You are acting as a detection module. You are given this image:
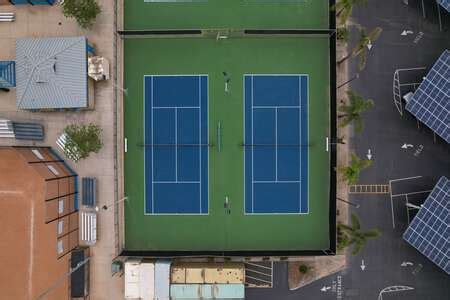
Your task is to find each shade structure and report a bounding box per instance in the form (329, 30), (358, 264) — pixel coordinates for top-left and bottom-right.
(403, 176), (449, 274)
(405, 50), (449, 143)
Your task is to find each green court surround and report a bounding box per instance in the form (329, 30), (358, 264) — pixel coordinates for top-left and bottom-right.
(124, 36), (331, 252)
(124, 0), (329, 31)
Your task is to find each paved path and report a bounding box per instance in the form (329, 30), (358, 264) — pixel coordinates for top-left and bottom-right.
(0, 2), (123, 299)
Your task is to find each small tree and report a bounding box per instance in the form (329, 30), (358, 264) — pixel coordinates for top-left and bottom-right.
(64, 123), (102, 160)
(339, 153), (372, 185)
(298, 264), (309, 274)
(338, 27), (382, 70)
(338, 213), (381, 255)
(338, 90), (374, 133)
(333, 0), (367, 25)
(61, 0), (101, 29)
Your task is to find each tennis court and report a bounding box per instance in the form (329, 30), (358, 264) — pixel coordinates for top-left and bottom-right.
(244, 75), (309, 214)
(122, 1), (335, 254)
(144, 75), (208, 214)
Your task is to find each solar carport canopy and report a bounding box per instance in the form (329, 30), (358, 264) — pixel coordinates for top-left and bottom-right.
(405, 50), (449, 143)
(403, 176), (449, 274)
(440, 0), (450, 12)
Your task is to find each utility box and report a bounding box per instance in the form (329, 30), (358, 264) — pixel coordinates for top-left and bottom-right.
(124, 259), (157, 300)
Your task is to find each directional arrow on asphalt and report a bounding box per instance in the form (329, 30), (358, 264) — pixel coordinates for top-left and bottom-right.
(401, 261), (414, 267)
(320, 286), (331, 292)
(367, 41), (373, 50)
(401, 143), (414, 149)
(401, 30), (414, 36)
(361, 260), (366, 271)
(366, 149), (373, 160)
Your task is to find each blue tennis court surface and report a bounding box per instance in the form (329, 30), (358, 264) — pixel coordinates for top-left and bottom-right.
(144, 75), (208, 214)
(244, 75), (309, 214)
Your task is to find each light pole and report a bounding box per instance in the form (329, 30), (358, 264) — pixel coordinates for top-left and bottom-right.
(112, 82), (128, 96)
(337, 73), (359, 89)
(96, 196), (129, 212)
(337, 197), (360, 208)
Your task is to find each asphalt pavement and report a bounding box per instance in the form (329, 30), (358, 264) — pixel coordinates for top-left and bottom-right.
(246, 1), (450, 299)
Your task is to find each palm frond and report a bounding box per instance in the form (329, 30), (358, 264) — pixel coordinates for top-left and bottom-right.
(351, 213), (361, 230)
(358, 49), (367, 70)
(368, 27), (383, 42)
(351, 240), (364, 255)
(364, 229), (382, 238)
(339, 223), (355, 232)
(353, 116), (364, 133)
(338, 7), (352, 25)
(338, 115), (354, 128)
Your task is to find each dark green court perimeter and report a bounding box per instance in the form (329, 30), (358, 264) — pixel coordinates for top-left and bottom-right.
(124, 0), (329, 30)
(124, 36), (331, 252)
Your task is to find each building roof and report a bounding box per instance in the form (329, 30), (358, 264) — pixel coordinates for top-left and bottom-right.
(15, 36), (88, 109)
(0, 147), (78, 300)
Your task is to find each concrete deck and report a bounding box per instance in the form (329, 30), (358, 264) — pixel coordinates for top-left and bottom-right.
(0, 2), (123, 299)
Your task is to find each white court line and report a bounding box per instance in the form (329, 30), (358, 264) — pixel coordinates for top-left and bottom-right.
(298, 75), (301, 213)
(251, 76), (254, 213)
(153, 181), (200, 184)
(253, 105), (301, 109)
(246, 74), (309, 214)
(199, 76), (202, 214)
(275, 107), (278, 182)
(175, 107), (178, 182)
(151, 76), (154, 213)
(153, 106), (200, 109)
(253, 181), (301, 183)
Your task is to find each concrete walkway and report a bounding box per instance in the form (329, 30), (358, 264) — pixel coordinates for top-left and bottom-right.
(0, 2), (123, 299)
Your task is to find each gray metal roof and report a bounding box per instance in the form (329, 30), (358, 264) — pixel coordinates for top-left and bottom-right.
(16, 36), (88, 109)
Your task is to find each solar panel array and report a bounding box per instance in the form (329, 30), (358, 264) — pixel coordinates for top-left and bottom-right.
(403, 176), (449, 274)
(440, 0), (450, 12)
(405, 50), (449, 143)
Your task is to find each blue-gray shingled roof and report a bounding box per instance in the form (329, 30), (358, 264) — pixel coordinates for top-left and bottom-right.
(16, 36), (88, 109)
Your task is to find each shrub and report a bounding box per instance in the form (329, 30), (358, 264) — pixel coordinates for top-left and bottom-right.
(64, 123), (102, 160)
(299, 264), (309, 274)
(61, 0), (101, 29)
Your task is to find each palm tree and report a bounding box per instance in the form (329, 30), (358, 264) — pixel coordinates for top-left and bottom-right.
(338, 26), (382, 70)
(334, 0), (367, 25)
(338, 213), (381, 255)
(339, 153), (372, 185)
(338, 90), (374, 133)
